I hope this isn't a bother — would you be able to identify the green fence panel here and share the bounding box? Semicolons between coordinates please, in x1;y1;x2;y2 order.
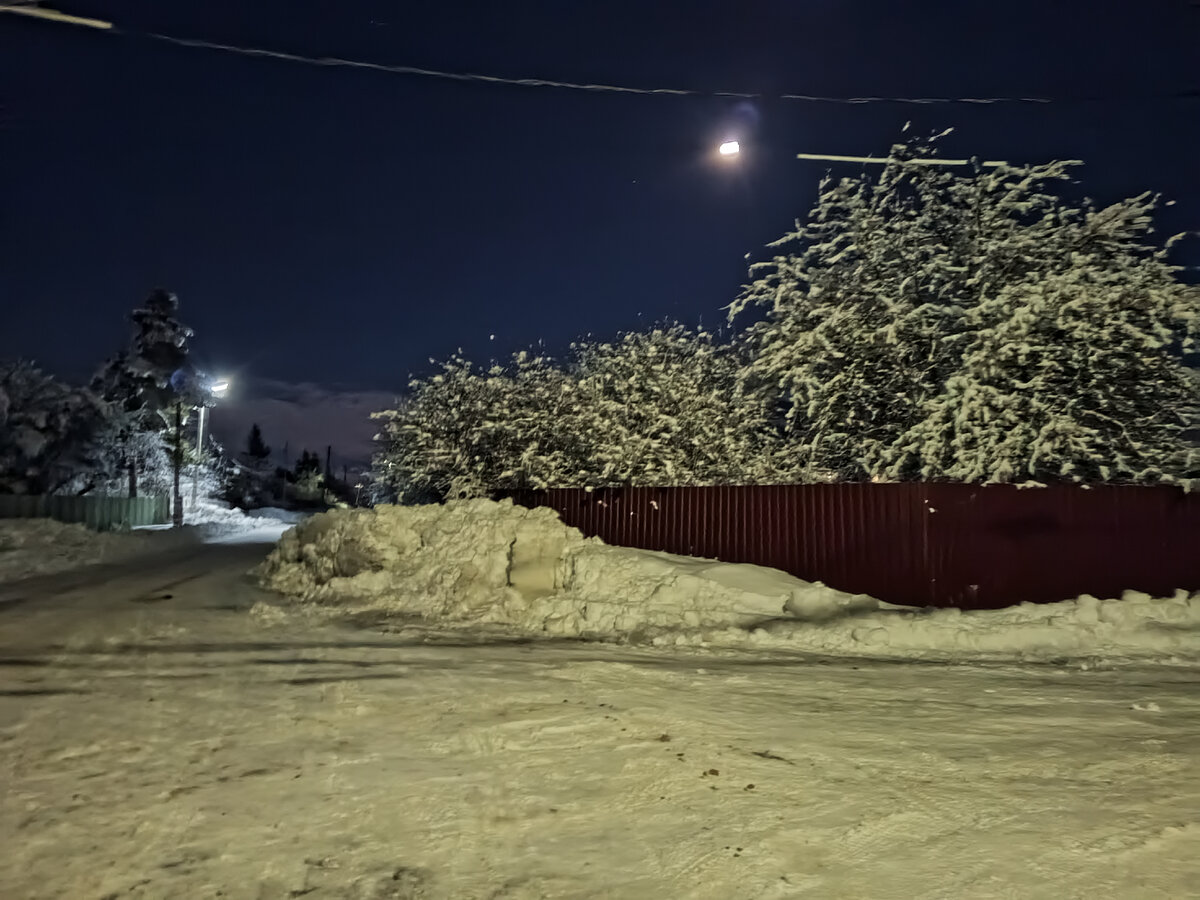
0;495;171;530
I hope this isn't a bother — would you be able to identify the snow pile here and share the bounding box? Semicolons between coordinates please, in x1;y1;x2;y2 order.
684;591;1200;663
245;506;309;524
254;499;846;636
0;519;160;583
188;498;293;532
142;499;302;542
255;499;1200;663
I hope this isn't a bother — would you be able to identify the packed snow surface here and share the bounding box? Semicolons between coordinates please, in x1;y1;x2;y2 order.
0;518;165;583
256;499;1200;663
2;528;1198;898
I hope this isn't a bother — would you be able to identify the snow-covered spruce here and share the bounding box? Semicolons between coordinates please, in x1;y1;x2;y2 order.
253;499;1200;662
729;131;1200;484
90;287;198;497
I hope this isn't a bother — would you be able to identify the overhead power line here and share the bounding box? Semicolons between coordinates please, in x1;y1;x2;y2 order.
0;2;1054;105
3;4;1196;106
139;33;1054;105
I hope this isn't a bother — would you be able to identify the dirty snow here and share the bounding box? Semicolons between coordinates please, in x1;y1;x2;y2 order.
255;499;1200;664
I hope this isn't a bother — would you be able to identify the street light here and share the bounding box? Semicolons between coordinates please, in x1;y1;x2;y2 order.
190;376;231;511
718;140;740;156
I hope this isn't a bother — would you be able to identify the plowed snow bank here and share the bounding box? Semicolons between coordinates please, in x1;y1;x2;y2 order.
255;500;1200;662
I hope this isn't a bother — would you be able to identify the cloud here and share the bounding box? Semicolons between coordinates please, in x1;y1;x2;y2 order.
208;378;397;471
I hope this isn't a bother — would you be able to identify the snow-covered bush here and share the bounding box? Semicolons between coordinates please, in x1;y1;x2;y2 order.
567;324;790;486
0;360;108;495
372;326;789;497
372;352;580;500
730;130;1200;483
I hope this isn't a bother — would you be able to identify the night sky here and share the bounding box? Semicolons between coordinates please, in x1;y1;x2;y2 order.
2;1;1198;459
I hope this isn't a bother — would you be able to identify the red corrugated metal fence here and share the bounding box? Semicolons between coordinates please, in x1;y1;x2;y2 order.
507;484;1200;609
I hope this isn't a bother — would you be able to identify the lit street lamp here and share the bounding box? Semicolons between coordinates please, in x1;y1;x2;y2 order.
718;140;740;157
190;376;231;512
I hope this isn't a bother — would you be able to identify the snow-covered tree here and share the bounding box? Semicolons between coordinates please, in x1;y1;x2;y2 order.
64;414;173;497
372;352;581;500
568;325;787;486
0;360;107;495
92;288;197;495
372;326;789;497
95;288;194;414
730;131;1200;483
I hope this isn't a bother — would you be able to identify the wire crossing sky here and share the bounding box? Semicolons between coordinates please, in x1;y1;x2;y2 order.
2;2;1180;106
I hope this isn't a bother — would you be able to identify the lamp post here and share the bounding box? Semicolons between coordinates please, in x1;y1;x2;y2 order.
190;378;230;511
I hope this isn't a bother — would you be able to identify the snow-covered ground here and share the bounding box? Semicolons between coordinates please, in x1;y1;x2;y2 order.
255;500;1200;665
2;500;1198;898
0;518;173;584
158;498;302;544
2;544;1198;899
0;501;301;585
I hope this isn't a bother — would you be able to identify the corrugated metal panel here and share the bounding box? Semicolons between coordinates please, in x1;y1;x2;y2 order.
507;484;1200;609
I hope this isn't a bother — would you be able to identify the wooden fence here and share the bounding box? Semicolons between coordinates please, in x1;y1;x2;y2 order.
509;484;1200;609
0;494;170;530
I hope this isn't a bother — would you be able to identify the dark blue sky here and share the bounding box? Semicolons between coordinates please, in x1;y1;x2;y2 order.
3;0;1198;394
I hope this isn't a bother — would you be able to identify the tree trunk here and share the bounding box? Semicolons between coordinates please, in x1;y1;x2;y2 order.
172;403;183;527
127;455;138;498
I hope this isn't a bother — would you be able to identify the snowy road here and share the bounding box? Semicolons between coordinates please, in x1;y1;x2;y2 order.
2;542;1199;899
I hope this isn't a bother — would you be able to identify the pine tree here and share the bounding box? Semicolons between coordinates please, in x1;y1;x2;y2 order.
92;288;196;495
243;424;272;469
730;132;1200;483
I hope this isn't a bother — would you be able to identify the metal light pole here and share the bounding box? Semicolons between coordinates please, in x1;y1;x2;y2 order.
191;406;207;511
189;378;230;514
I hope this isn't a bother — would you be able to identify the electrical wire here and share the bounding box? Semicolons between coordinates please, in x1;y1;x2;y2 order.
0;3;1055;105
141;33;1055;105
3;3;1196;106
